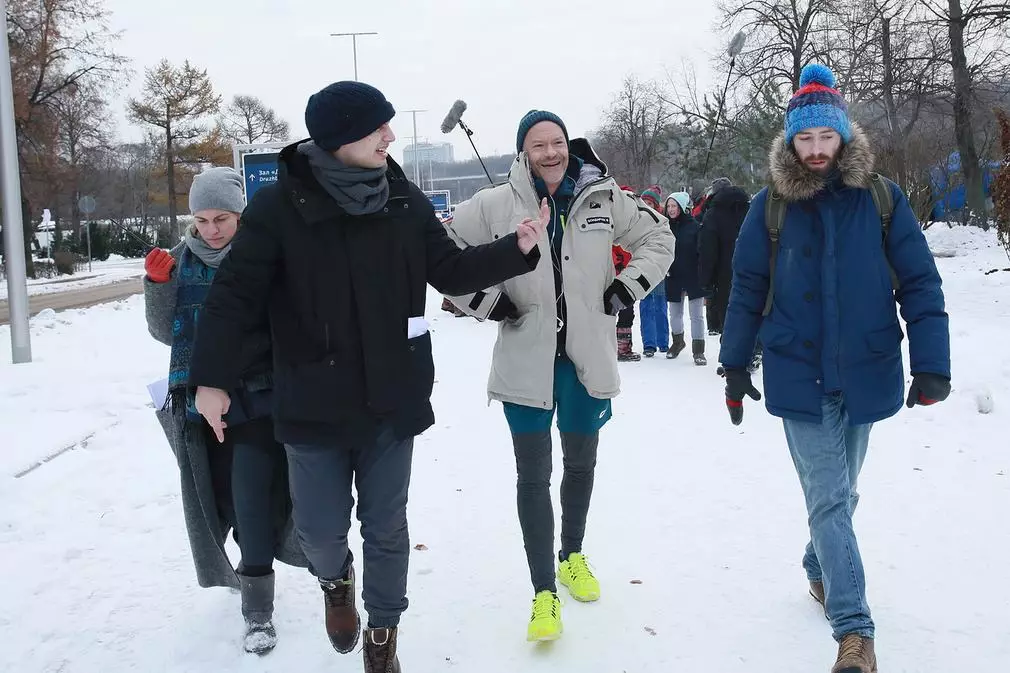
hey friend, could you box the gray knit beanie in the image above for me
[189,167,246,215]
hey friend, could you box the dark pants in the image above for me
[204,418,286,575]
[512,431,599,593]
[285,426,413,628]
[617,304,635,329]
[706,298,721,333]
[709,284,730,333]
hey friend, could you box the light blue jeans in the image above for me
[782,393,874,641]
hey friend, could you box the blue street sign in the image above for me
[242,151,280,203]
[425,190,451,217]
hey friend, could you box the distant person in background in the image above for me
[719,63,950,673]
[144,167,306,656]
[663,191,707,365]
[692,176,731,220]
[694,177,733,334]
[613,241,641,362]
[698,178,750,336]
[637,185,671,357]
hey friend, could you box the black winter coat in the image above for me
[664,212,704,300]
[698,186,751,293]
[189,141,538,444]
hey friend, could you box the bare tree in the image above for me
[719,0,841,94]
[51,82,112,242]
[128,60,221,232]
[918,0,1010,220]
[993,107,1010,258]
[6,0,126,276]
[828,1,950,188]
[593,76,676,187]
[218,95,290,145]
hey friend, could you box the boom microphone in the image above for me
[440,98,493,184]
[440,99,467,134]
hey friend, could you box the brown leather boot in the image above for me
[363,627,402,673]
[831,634,877,673]
[319,566,360,654]
[810,580,825,606]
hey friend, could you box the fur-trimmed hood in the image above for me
[769,123,875,201]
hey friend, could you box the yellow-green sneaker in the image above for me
[558,553,600,602]
[526,591,563,642]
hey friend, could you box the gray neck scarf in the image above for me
[185,228,231,269]
[297,141,390,215]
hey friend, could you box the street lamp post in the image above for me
[0,0,32,363]
[403,109,427,186]
[703,30,747,177]
[330,32,378,81]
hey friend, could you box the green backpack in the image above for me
[762,172,900,317]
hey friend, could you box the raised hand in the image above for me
[516,198,550,255]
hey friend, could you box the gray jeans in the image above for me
[285,426,413,628]
[668,297,706,340]
[513,431,599,593]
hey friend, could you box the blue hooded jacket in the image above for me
[719,125,950,425]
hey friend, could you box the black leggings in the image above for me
[204,418,287,575]
[617,304,636,329]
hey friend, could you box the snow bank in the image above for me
[0,259,145,301]
[1,242,1008,672]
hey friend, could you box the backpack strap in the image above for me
[762,188,787,316]
[868,173,900,291]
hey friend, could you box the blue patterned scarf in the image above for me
[168,244,219,420]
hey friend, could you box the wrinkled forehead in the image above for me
[524,121,566,146]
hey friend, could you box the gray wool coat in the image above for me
[145,241,307,589]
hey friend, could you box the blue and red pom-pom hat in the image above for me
[785,63,852,144]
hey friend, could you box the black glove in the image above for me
[906,373,951,408]
[603,279,635,316]
[722,367,762,425]
[488,293,519,322]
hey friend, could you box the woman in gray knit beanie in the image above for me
[143,165,307,656]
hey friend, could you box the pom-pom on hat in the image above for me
[640,185,662,207]
[785,63,852,144]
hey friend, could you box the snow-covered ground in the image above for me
[0,255,145,301]
[1,226,1007,672]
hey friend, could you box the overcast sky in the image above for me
[104,0,725,164]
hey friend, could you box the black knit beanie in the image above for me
[304,81,396,151]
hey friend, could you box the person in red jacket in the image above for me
[613,186,642,362]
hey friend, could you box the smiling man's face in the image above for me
[523,121,569,190]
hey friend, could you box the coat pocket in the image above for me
[273,359,355,422]
[759,321,796,350]
[490,305,548,401]
[405,332,435,402]
[865,323,904,353]
[570,308,619,397]
[758,321,819,367]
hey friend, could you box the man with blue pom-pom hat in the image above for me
[718,62,951,673]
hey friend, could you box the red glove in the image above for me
[145,248,176,283]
